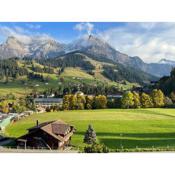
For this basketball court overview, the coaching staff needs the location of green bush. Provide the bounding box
[84,143,109,153]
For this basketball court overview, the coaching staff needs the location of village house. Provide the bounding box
[16,120,75,150]
[107,94,123,99]
[34,97,63,107]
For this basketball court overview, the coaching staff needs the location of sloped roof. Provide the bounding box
[28,120,74,142]
[51,123,70,135]
[28,121,54,131]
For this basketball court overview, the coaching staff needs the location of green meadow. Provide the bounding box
[5,108,175,152]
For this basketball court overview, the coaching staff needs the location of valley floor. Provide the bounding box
[5,108,175,152]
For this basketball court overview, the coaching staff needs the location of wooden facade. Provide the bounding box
[16,120,75,150]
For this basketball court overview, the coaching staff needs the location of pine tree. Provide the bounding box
[84,125,96,144]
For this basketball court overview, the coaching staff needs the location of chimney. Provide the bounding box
[36,120,39,127]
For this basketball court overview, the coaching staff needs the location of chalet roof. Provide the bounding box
[28,121,54,131]
[51,123,70,135]
[27,120,74,142]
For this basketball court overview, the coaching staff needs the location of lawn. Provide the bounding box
[60,67,94,79]
[5,108,175,152]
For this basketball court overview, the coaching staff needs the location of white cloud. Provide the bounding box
[74,22,94,35]
[0,26,32,44]
[99,22,175,63]
[0,25,53,44]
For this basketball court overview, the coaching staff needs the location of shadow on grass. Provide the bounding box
[76,131,175,149]
[100,137,175,149]
[128,109,175,118]
[76,131,175,138]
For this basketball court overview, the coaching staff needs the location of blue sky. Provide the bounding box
[0,22,125,43]
[1,22,175,62]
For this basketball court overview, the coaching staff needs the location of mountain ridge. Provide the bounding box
[0,36,65,59]
[0,35,173,77]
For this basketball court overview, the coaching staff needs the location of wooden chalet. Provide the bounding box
[16,120,75,150]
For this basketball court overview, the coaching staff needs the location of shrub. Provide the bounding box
[0,100,9,113]
[84,143,109,153]
[45,107,52,112]
[13,104,26,113]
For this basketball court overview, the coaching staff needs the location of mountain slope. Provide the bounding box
[67,35,130,64]
[37,52,156,85]
[0,36,28,59]
[0,56,140,97]
[68,35,173,77]
[154,67,175,95]
[0,35,173,77]
[129,56,173,77]
[27,38,65,58]
[0,36,65,59]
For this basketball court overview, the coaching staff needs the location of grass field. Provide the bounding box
[5,108,175,152]
[60,67,94,79]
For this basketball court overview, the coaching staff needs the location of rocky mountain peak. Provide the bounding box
[0,36,65,59]
[5,36,24,47]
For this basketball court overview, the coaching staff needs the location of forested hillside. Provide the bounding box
[155,67,175,95]
[0,52,158,96]
[36,53,95,71]
[0,58,28,80]
[102,64,156,85]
